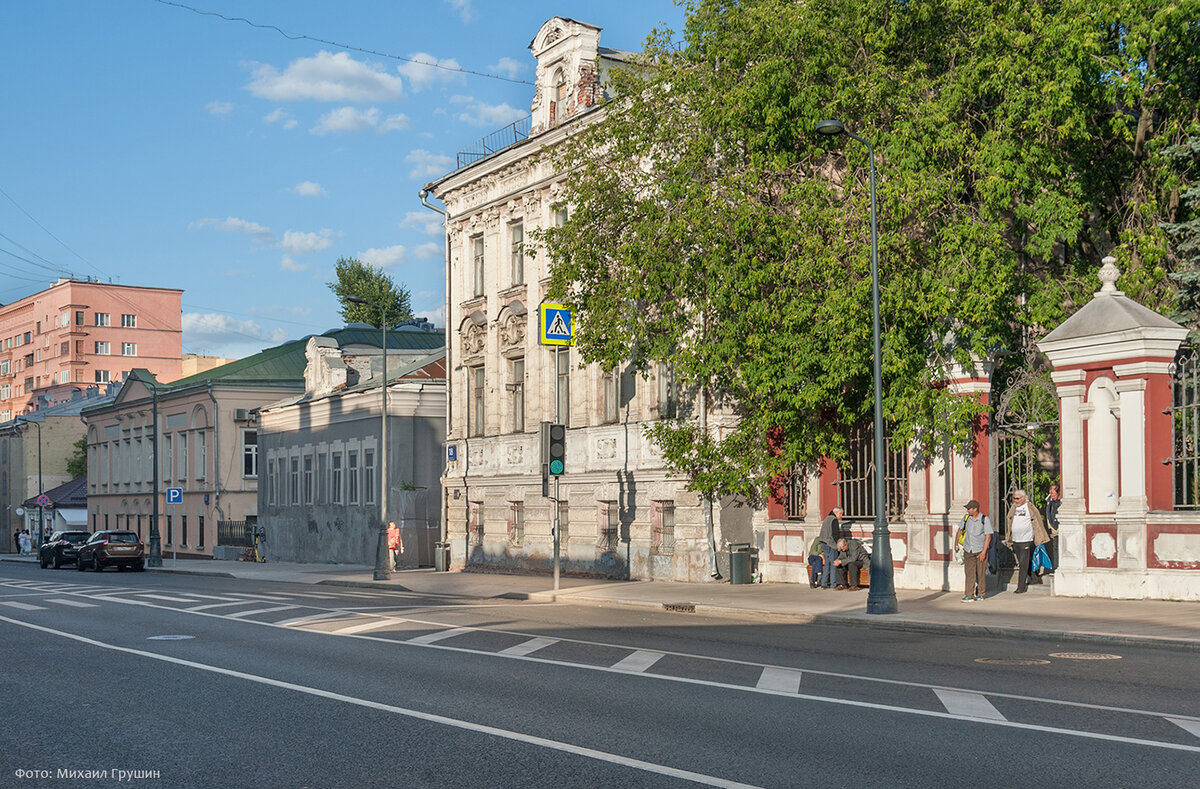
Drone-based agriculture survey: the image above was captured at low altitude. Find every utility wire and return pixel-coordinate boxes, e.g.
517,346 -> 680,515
0,184 -> 106,278
152,0 -> 534,85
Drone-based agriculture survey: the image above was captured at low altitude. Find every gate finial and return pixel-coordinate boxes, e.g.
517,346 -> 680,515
1097,256 -> 1123,296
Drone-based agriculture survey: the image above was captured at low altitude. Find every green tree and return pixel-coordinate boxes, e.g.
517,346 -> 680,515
540,0 -> 1199,501
66,436 -> 87,479
327,258 -> 413,327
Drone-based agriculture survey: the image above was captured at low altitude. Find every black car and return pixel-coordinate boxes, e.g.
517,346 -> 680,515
76,530 -> 145,572
38,530 -> 91,569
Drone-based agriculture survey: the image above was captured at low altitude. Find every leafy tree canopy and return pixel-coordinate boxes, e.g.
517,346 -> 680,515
540,0 -> 1199,501
327,258 -> 413,328
66,436 -> 87,479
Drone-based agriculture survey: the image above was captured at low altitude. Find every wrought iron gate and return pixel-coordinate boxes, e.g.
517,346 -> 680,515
990,366 -> 1061,567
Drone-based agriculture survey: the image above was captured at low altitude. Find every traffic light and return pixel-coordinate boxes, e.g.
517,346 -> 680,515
541,421 -> 566,476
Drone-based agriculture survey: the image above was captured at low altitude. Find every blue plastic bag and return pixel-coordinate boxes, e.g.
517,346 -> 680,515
1032,544 -> 1053,575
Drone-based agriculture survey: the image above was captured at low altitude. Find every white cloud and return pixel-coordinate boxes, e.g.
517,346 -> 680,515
443,0 -> 475,22
263,109 -> 299,130
449,95 -> 527,127
279,229 -> 335,255
311,106 -> 409,135
182,312 -> 269,342
290,181 -> 327,197
280,255 -> 309,272
398,53 -> 464,91
269,328 -> 289,342
400,210 -> 444,236
247,51 -> 405,102
357,245 -> 408,268
413,302 -> 445,328
191,217 -> 275,244
414,241 -> 443,260
207,100 -> 234,115
405,149 -> 454,179
488,57 -> 525,80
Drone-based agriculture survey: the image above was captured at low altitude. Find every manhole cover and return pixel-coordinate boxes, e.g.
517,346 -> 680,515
147,635 -> 194,641
663,602 -> 696,614
974,657 -> 1051,665
1049,652 -> 1122,660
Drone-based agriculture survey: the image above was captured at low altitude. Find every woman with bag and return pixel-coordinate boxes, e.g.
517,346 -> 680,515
1004,489 -> 1054,594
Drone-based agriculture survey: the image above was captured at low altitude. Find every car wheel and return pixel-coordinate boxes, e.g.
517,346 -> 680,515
92,556 -> 103,572
52,555 -> 62,570
39,555 -> 48,569
76,555 -> 86,571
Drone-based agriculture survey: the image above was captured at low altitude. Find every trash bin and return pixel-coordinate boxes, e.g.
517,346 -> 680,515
729,543 -> 752,585
434,542 -> 451,572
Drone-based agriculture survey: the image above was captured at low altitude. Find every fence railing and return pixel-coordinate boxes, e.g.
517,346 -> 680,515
456,116 -> 532,169
217,520 -> 254,547
1172,344 -> 1200,508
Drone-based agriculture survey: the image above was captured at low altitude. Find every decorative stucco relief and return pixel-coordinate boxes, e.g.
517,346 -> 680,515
461,323 -> 487,357
498,311 -> 526,350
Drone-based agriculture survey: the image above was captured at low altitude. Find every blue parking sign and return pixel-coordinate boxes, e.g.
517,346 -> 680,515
166,487 -> 183,504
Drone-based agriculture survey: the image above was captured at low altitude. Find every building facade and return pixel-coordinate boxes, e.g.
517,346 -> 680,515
257,337 -> 446,567
0,278 -> 182,422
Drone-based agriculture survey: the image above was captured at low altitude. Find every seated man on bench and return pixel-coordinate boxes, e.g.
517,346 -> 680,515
833,537 -> 870,590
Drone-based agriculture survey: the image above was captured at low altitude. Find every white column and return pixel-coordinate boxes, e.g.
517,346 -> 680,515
1114,377 -> 1147,513
1052,372 -> 1087,503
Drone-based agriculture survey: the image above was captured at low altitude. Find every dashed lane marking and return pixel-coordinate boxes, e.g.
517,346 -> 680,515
1168,717 -> 1200,740
46,599 -> 98,608
277,612 -> 344,627
331,618 -> 408,635
500,637 -> 559,657
756,667 -> 803,694
187,601 -> 266,612
612,650 -> 665,673
225,605 -> 299,619
139,594 -> 205,602
408,626 -> 474,645
0,601 -> 44,610
935,689 -> 1007,721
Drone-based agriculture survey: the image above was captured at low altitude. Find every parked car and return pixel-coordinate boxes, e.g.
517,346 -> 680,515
38,530 -> 91,569
76,531 -> 145,572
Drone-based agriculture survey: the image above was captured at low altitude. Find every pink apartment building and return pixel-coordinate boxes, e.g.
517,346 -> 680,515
0,278 -> 182,422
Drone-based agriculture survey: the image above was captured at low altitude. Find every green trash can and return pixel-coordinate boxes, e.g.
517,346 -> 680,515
729,543 -> 752,585
434,542 -> 451,572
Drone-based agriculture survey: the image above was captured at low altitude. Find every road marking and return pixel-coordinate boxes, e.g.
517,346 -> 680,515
225,605 -> 298,619
46,598 -> 98,608
0,601 -> 44,610
0,616 -> 761,789
1168,717 -> 1200,740
187,600 -> 267,612
612,650 -> 665,673
408,627 -> 474,645
934,689 -> 1006,721
332,618 -> 407,635
276,612 -> 344,627
756,667 -> 803,694
500,637 -> 559,657
140,594 -> 203,602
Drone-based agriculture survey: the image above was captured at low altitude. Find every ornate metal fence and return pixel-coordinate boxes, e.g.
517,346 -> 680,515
1172,344 -> 1200,508
834,427 -> 908,521
217,520 -> 254,547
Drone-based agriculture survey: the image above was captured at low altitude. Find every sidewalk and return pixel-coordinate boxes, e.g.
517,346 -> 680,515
4,553 -> 1198,651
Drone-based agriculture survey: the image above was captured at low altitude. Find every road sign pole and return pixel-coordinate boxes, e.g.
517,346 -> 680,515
553,346 -> 561,592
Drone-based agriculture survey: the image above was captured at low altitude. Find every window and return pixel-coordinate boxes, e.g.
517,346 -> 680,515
196,432 -> 206,480
347,450 -> 359,504
94,313 -> 110,327
363,448 -> 376,505
60,341 -> 69,355
0,385 -> 8,399
163,435 -> 172,481
198,514 -> 205,549
303,455 -> 314,504
508,502 -> 524,547
181,513 -> 188,547
266,459 -> 276,505
472,236 -> 485,297
94,341 -> 110,355
331,452 -> 343,504
603,368 -> 620,424
35,349 -> 41,362
0,360 -> 7,375
651,501 -> 675,555
657,363 -> 677,419
94,370 -> 110,383
121,314 -> 137,328
786,466 -> 808,520
469,502 -> 483,546
471,366 -> 485,437
553,206 -> 568,227
834,425 -> 908,521
556,351 -> 570,425
242,430 -> 258,477
598,502 -> 618,553
316,452 -> 327,505
510,223 -> 524,285
75,311 -> 84,326
511,359 -> 525,433
178,433 -> 188,480
289,457 -> 300,505
122,343 -> 137,356
165,514 -> 171,545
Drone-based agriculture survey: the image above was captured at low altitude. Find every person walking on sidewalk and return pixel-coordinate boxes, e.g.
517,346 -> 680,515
1005,490 -> 1053,594
955,500 -> 993,601
818,508 -> 843,589
387,522 -> 403,570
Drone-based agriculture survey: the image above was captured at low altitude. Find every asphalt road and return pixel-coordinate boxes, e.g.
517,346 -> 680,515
1,563 -> 1197,788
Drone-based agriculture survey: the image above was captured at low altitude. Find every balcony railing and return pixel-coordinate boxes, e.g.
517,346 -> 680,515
456,116 -> 532,169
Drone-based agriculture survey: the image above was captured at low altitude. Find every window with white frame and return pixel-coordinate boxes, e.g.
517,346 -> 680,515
289,457 -> 300,505
472,235 -> 484,297
122,343 -> 137,356
651,500 -> 675,555
121,314 -> 137,328
471,366 -> 485,437
303,454 -> 314,504
316,452 -> 326,505
242,430 -> 258,477
347,450 -> 359,504
510,358 -> 525,433
196,432 -> 206,480
94,313 -> 110,327
556,351 -> 570,425
363,448 -> 376,505
657,362 -> 678,419
603,368 -> 620,424
331,452 -> 343,504
178,433 -> 188,480
163,435 -> 172,481
266,458 -> 275,505
94,341 -> 110,355
510,222 -> 524,285
95,370 -> 110,383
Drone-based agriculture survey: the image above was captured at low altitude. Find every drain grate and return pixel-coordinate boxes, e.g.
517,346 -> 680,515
1049,652 -> 1122,660
663,602 -> 696,614
974,657 -> 1051,665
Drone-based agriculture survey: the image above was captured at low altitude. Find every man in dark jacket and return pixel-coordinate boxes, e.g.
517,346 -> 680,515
817,508 -> 843,589
834,537 -> 871,590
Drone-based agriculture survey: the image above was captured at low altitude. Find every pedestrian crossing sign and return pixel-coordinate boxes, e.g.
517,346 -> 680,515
539,303 -> 574,346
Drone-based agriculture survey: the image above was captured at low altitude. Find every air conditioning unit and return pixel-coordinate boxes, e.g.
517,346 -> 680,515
233,408 -> 250,422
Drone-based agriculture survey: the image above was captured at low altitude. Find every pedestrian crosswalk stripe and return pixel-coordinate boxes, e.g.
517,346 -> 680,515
0,601 -> 44,610
225,605 -> 298,618
408,627 -> 474,644
934,689 -> 1006,721
756,667 -> 803,694
277,612 -> 343,626
1167,717 -> 1200,740
187,600 -> 264,611
611,650 -> 665,673
500,637 -> 559,657
140,594 -> 202,602
332,618 -> 407,635
46,598 -> 98,608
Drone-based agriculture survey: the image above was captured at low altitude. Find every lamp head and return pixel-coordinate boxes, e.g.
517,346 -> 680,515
815,119 -> 845,136
346,295 -> 369,305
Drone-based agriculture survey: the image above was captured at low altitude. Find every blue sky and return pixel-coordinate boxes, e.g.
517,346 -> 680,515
1,0 -> 685,359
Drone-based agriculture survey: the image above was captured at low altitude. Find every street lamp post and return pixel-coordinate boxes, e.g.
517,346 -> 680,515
347,295 -> 391,581
815,118 -> 898,615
